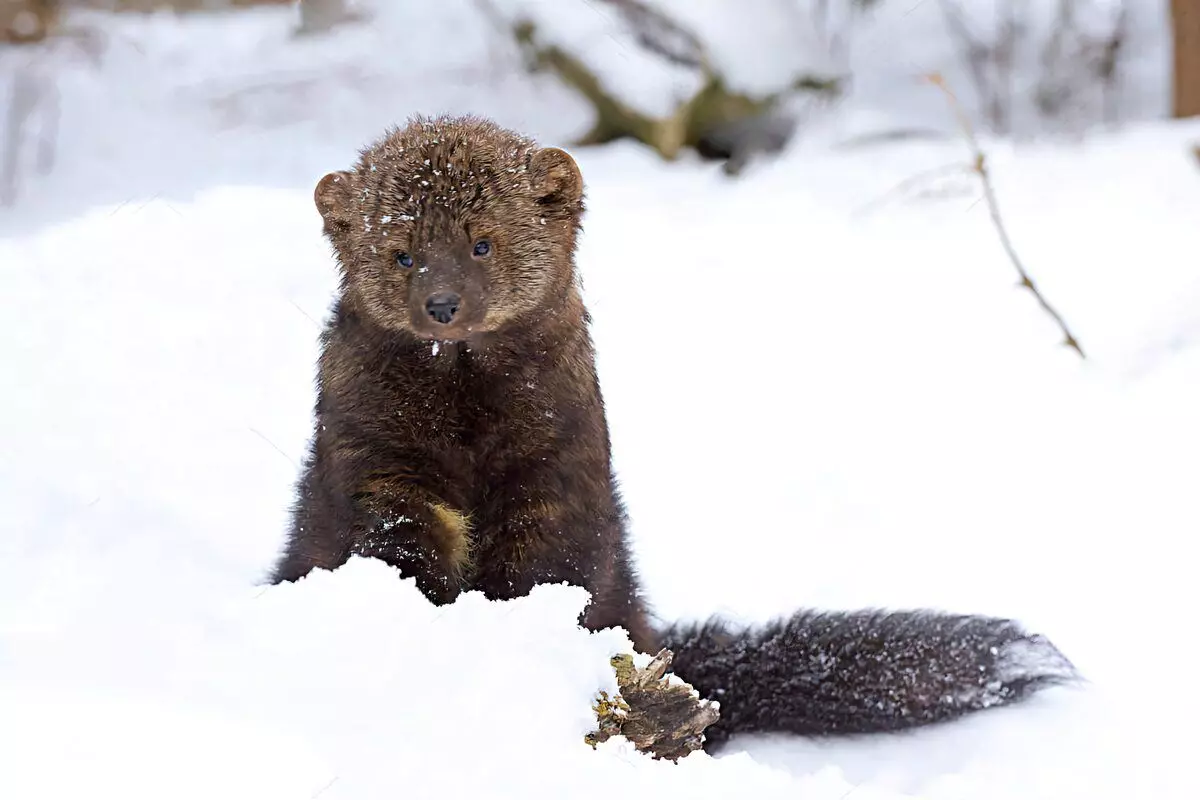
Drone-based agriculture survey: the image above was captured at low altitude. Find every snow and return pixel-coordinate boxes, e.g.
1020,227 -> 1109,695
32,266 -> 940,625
0,559 -> 814,799
2,1 -> 1200,799
831,0 -> 1173,137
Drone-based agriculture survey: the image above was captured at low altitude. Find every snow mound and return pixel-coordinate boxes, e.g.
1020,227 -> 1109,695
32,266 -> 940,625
0,557 -> 909,800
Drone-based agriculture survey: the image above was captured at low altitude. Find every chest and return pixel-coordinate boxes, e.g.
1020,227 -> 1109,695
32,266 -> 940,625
359,346 -> 565,464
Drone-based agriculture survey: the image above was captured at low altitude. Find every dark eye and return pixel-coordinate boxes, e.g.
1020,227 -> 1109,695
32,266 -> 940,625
395,252 -> 414,268
472,239 -> 491,258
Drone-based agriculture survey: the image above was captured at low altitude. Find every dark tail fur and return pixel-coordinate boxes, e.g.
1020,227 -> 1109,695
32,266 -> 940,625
659,609 -> 1078,747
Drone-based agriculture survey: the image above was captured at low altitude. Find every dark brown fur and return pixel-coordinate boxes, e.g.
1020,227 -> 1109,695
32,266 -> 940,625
271,115 -> 654,650
271,114 -> 1078,748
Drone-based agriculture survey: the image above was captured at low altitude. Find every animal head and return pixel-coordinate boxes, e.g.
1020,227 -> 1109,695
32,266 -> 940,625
315,115 -> 585,342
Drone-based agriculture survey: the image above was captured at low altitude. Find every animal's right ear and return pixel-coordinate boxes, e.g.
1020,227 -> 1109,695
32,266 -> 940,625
314,170 -> 353,225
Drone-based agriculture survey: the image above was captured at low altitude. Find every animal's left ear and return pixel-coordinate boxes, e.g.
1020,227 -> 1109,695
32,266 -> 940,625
529,147 -> 583,206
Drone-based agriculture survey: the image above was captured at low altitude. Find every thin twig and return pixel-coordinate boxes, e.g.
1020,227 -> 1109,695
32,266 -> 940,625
591,0 -> 707,70
287,297 -> 321,328
249,427 -> 298,467
938,0 -> 1005,133
1096,0 -> 1129,125
851,161 -> 973,217
927,71 -> 1086,359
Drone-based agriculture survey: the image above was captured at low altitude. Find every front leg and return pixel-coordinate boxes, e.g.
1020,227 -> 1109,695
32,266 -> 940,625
471,493 -> 589,597
470,465 -> 656,651
274,453 -> 473,605
350,476 -> 475,605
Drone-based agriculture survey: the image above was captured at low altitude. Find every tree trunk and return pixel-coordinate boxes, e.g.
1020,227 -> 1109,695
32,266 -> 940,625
297,0 -> 354,35
1173,0 -> 1200,117
1,0 -> 56,44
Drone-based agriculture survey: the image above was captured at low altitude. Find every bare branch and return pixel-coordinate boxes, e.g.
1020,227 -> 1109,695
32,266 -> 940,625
992,0 -> 1021,135
938,0 -> 1006,133
927,72 -> 1086,359
590,0 -> 707,71
1091,0 -> 1129,125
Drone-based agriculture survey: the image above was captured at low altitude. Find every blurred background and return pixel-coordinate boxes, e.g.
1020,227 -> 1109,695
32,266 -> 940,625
0,0 -> 1195,219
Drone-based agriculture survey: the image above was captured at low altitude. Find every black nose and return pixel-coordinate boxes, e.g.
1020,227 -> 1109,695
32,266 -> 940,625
424,292 -> 461,325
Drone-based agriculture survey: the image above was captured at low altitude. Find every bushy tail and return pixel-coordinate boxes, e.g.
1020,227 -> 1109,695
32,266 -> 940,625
658,609 -> 1079,747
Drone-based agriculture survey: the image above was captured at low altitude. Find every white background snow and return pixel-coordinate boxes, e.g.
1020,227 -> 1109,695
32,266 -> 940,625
2,0 -> 1198,798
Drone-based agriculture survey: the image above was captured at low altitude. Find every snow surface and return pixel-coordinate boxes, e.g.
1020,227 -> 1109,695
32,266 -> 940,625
2,1 -> 1200,798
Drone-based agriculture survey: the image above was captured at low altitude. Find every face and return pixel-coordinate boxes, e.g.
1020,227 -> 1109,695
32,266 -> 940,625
386,223 -> 496,342
314,122 -> 584,343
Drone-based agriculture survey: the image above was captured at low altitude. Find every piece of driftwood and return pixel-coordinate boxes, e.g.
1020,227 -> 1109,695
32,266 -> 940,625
509,16 -> 838,174
586,649 -> 719,762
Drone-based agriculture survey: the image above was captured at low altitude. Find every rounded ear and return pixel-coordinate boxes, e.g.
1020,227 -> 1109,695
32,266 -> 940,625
314,171 -> 353,223
529,147 -> 583,206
